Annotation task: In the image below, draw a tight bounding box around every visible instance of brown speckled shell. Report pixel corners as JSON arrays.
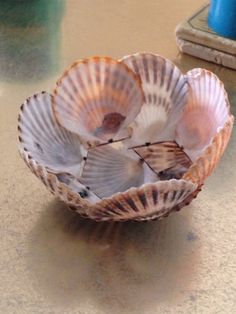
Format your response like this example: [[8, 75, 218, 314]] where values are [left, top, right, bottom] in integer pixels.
[[133, 141, 192, 175]]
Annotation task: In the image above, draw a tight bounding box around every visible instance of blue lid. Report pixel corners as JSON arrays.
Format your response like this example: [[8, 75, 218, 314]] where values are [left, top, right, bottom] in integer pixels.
[[208, 0, 236, 40]]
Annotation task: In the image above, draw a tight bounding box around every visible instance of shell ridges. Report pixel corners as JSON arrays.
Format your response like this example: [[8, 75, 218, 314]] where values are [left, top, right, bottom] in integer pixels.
[[53, 56, 144, 143]]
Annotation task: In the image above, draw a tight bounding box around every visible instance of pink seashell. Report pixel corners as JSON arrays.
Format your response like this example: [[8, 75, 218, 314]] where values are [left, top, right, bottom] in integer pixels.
[[175, 68, 230, 161]]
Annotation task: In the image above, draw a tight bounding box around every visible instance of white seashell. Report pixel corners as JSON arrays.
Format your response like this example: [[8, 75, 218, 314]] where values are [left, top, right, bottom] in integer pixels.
[[88, 179, 197, 221], [53, 56, 144, 143], [121, 53, 188, 146], [80, 144, 157, 198], [175, 68, 230, 161], [18, 92, 86, 177], [133, 141, 192, 175], [19, 148, 100, 210], [19, 149, 98, 215]]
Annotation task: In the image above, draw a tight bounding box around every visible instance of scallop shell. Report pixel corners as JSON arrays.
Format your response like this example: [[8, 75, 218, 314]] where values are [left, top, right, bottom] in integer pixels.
[[53, 57, 144, 143], [121, 53, 188, 146], [175, 68, 230, 161], [87, 179, 197, 221], [183, 115, 234, 185], [19, 148, 99, 212], [80, 144, 157, 198], [18, 92, 86, 177], [133, 141, 192, 175]]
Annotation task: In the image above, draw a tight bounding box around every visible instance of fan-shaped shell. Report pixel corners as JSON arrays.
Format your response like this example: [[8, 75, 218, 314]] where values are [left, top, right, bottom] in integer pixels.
[[121, 53, 189, 146], [18, 92, 86, 177], [80, 144, 157, 198], [87, 179, 197, 221], [183, 115, 234, 185], [53, 57, 144, 143], [175, 68, 230, 161]]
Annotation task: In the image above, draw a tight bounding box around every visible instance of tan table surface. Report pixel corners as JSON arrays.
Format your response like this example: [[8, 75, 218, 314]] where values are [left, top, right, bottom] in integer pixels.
[[0, 1, 236, 313]]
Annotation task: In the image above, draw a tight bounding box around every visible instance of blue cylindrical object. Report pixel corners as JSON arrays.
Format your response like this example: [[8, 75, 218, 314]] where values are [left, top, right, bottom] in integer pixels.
[[208, 0, 236, 40]]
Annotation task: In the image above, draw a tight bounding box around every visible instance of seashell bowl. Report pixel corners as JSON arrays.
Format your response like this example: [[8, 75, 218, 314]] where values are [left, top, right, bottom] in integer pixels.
[[18, 53, 234, 221]]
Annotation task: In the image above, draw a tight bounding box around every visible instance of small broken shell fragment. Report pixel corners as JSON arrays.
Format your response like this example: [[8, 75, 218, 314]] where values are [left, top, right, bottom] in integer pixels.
[[55, 173, 100, 203], [133, 141, 192, 176]]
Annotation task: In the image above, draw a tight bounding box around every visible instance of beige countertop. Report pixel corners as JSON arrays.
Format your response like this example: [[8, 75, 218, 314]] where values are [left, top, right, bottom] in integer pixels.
[[0, 1, 235, 313]]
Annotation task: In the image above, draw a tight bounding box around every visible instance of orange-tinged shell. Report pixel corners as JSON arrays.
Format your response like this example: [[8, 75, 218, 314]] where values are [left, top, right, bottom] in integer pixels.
[[183, 115, 234, 185], [53, 56, 144, 143]]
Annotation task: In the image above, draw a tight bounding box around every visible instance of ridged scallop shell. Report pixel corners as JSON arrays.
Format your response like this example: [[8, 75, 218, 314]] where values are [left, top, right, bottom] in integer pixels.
[[19, 148, 99, 212], [183, 115, 234, 185], [87, 179, 197, 222], [53, 57, 144, 143], [175, 68, 230, 161], [18, 92, 86, 177], [80, 144, 157, 198], [133, 141, 192, 175], [121, 53, 188, 146]]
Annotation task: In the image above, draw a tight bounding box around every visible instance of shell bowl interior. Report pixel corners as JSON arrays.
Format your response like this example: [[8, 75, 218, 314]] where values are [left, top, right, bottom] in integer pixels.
[[18, 53, 234, 222]]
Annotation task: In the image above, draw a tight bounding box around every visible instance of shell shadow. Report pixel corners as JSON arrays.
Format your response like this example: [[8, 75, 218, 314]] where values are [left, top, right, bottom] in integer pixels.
[[27, 199, 200, 313]]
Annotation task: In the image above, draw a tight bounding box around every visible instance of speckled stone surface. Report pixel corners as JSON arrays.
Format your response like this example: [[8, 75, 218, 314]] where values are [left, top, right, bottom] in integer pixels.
[[0, 1, 235, 313]]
